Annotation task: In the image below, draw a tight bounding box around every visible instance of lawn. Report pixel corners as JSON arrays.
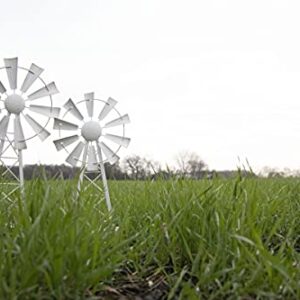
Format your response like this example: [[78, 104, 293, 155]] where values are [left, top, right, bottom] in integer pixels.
[[0, 176, 300, 299]]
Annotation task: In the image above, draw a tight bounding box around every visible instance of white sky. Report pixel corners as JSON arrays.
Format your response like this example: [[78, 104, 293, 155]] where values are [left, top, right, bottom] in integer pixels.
[[1, 0, 300, 171]]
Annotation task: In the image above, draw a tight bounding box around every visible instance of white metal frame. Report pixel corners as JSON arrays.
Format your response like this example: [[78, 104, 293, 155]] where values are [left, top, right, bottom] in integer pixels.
[[0, 60, 57, 201], [56, 96, 129, 211]]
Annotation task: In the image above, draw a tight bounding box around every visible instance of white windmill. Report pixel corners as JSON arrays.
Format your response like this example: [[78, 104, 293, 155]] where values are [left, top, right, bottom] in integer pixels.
[[52, 92, 130, 211], [0, 57, 59, 199]]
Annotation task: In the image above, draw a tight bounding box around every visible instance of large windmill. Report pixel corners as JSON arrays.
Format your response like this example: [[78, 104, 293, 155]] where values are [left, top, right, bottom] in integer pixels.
[[0, 57, 59, 200], [53, 93, 130, 211]]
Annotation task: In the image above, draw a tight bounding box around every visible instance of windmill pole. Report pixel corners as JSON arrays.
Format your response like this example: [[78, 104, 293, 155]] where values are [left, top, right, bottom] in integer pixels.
[[0, 140, 4, 155], [18, 149, 25, 197], [76, 144, 88, 198], [76, 167, 84, 199], [97, 143, 112, 211]]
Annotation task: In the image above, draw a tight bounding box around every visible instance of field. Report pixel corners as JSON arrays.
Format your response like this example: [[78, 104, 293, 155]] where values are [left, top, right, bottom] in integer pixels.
[[0, 176, 300, 299]]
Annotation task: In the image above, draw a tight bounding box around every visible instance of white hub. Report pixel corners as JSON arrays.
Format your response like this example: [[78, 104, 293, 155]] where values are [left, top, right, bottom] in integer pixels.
[[81, 121, 102, 141], [5, 94, 25, 114]]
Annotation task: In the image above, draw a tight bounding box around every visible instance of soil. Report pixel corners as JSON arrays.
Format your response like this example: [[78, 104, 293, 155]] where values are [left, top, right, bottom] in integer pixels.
[[86, 266, 169, 300]]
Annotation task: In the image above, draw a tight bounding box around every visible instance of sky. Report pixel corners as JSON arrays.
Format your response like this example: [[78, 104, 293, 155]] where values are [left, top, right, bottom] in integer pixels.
[[1, 0, 300, 171]]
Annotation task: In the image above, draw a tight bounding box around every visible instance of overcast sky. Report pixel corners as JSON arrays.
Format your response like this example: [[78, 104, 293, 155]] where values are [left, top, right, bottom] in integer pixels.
[[1, 0, 300, 171]]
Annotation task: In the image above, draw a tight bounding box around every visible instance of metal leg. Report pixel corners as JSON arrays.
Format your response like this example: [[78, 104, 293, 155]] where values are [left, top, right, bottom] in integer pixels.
[[76, 144, 88, 199], [0, 137, 20, 202], [97, 144, 112, 211], [0, 139, 4, 155], [76, 166, 85, 198], [18, 149, 25, 198]]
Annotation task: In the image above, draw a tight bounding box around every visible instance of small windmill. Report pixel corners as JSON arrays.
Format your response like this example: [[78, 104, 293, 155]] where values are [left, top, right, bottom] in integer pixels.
[[53, 93, 130, 210], [0, 57, 59, 199]]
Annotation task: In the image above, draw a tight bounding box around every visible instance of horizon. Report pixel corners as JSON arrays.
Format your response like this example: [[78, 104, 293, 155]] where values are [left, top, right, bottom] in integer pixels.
[[13, 157, 300, 175]]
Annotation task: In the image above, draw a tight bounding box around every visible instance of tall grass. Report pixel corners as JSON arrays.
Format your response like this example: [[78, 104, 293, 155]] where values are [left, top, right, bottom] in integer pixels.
[[0, 176, 300, 299]]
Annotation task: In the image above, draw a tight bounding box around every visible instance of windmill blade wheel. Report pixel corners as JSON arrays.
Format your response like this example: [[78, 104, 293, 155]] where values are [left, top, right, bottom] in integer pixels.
[[52, 93, 131, 211]]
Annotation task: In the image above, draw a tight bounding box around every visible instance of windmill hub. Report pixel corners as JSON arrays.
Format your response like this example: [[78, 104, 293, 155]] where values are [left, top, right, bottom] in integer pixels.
[[5, 94, 25, 114], [81, 121, 102, 141]]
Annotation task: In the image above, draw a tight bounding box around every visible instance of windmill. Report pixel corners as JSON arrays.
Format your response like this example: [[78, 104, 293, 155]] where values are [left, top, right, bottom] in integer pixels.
[[52, 93, 130, 211], [0, 57, 59, 200]]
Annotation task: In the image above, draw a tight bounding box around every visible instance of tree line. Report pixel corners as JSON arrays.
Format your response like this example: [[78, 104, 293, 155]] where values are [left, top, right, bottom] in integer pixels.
[[0, 152, 256, 180]]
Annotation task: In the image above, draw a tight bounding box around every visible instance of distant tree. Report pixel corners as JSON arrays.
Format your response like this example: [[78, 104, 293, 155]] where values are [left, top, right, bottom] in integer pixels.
[[259, 166, 284, 178], [259, 166, 273, 177], [175, 151, 208, 179], [146, 159, 162, 176], [105, 162, 127, 180], [268, 171, 285, 178], [122, 155, 158, 180]]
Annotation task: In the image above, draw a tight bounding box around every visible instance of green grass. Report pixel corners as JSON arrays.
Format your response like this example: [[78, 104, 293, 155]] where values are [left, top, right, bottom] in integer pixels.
[[0, 176, 300, 299]]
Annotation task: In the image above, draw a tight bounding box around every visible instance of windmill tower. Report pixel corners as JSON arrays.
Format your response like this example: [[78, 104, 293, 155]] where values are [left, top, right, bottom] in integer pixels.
[[52, 92, 130, 211], [0, 57, 59, 200]]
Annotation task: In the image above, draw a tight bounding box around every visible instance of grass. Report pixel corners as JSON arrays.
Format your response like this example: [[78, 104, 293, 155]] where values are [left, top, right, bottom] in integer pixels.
[[0, 176, 300, 299]]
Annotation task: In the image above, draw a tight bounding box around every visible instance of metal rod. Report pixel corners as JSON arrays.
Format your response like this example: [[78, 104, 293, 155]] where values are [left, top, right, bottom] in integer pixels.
[[76, 167, 85, 198], [76, 144, 88, 199], [97, 144, 112, 211], [18, 149, 25, 198], [0, 139, 4, 155]]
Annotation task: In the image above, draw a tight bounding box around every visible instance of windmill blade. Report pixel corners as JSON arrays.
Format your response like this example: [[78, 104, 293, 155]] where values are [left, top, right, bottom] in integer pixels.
[[53, 118, 78, 131], [98, 97, 117, 121], [0, 115, 10, 140], [0, 140, 4, 155], [29, 104, 60, 118], [14, 116, 26, 149], [84, 92, 94, 118], [99, 141, 120, 164], [4, 57, 18, 90], [0, 81, 6, 94], [66, 141, 85, 166], [24, 114, 50, 141], [20, 63, 44, 93], [87, 144, 98, 171], [27, 82, 59, 100], [104, 114, 130, 128], [53, 135, 79, 151], [104, 133, 130, 148], [64, 98, 84, 121]]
